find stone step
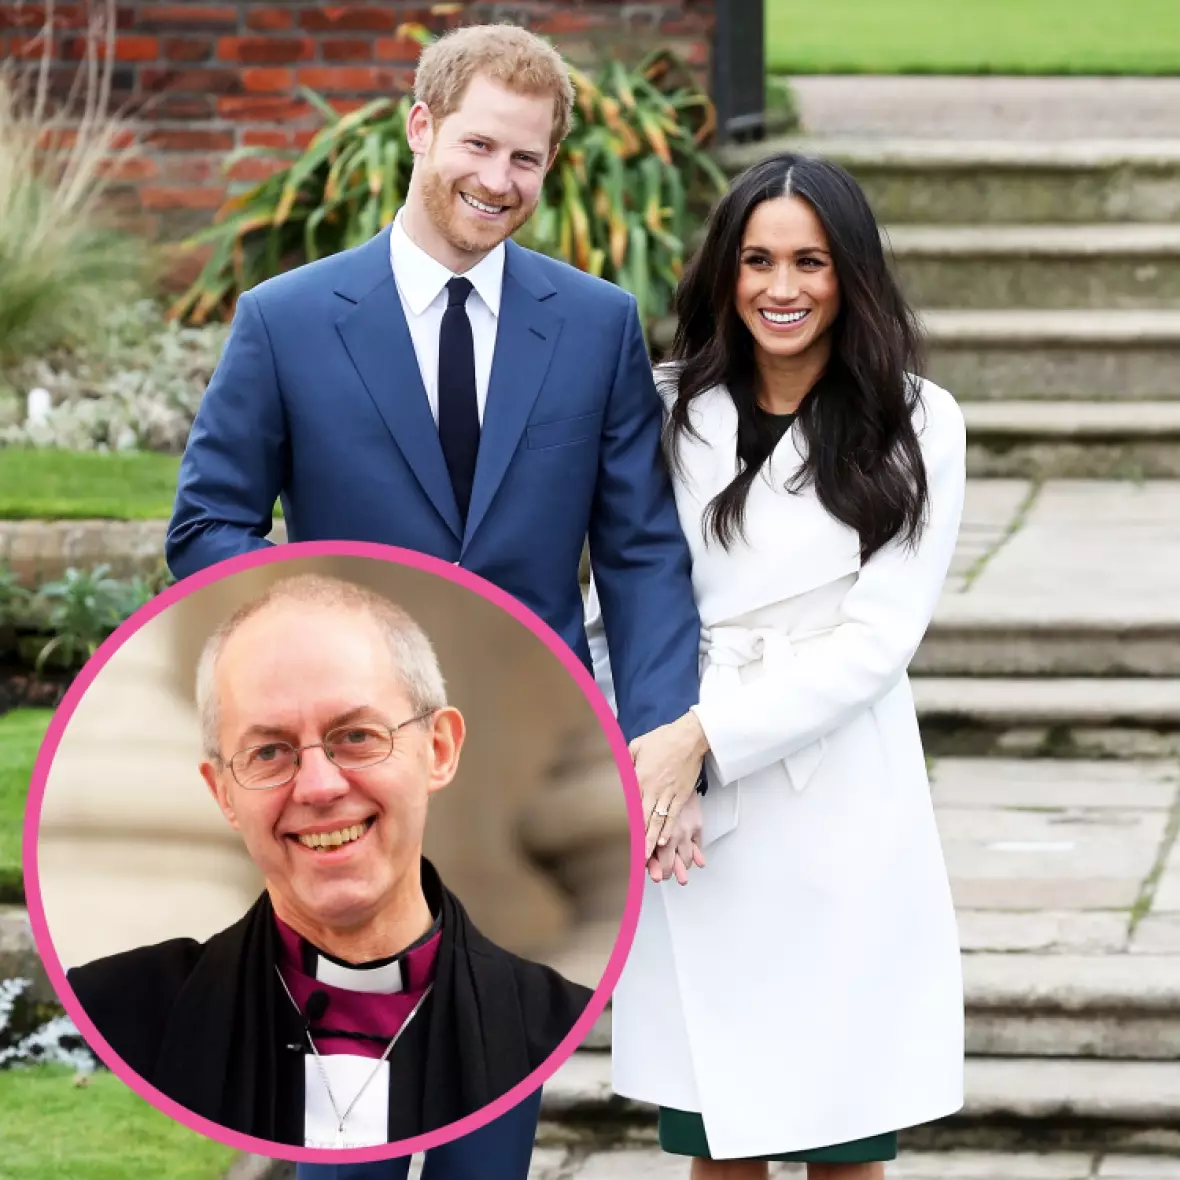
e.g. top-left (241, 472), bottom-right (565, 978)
top-left (542, 1053), bottom-right (1180, 1154)
top-left (963, 956), bottom-right (1180, 1060)
top-left (789, 76), bottom-right (1180, 145)
top-left (917, 616), bottom-right (1180, 679)
top-left (925, 481), bottom-right (1180, 677)
top-left (924, 310), bottom-right (1180, 402)
top-left (580, 954), bottom-right (1180, 1063)
top-left (890, 225), bottom-right (1180, 310)
top-left (526, 1146), bottom-right (1180, 1179)
top-left (0, 906), bottom-right (55, 1006)
top-left (962, 402), bottom-right (1180, 480)
top-left (915, 678), bottom-right (1180, 759)
top-left (716, 138), bottom-right (1180, 226)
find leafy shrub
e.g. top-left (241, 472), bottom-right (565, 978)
top-left (23, 565), bottom-right (150, 672)
top-left (0, 0), bottom-right (151, 364)
top-left (0, 563), bottom-right (163, 672)
top-left (0, 565), bottom-right (31, 631)
top-left (0, 300), bottom-right (228, 453)
top-left (172, 39), bottom-right (726, 331)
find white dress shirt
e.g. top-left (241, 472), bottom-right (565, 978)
top-left (388, 210), bottom-right (504, 425)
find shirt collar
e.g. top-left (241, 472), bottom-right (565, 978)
top-left (389, 209), bottom-right (505, 318)
top-left (274, 908), bottom-right (443, 994)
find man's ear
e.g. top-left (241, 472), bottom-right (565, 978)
top-left (425, 707), bottom-right (465, 796)
top-left (406, 100), bottom-right (435, 156)
top-left (201, 760), bottom-right (240, 831)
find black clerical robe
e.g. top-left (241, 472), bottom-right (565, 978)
top-left (67, 859), bottom-right (593, 1145)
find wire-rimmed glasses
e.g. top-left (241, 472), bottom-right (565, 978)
top-left (224, 712), bottom-right (435, 791)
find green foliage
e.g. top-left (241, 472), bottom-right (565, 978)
top-left (0, 564), bottom-right (31, 633)
top-left (172, 47), bottom-right (727, 331)
top-left (1, 300), bottom-right (230, 453)
top-left (0, 15), bottom-right (152, 364)
top-left (23, 565), bottom-right (148, 672)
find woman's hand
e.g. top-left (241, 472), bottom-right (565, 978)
top-left (630, 712), bottom-right (710, 859)
top-left (647, 792), bottom-right (706, 885)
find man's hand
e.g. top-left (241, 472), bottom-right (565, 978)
top-left (647, 792), bottom-right (706, 885)
top-left (631, 712), bottom-right (710, 860)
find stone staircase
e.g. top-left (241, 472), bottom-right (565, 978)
top-left (719, 137), bottom-right (1180, 482)
top-left (537, 111), bottom-right (1180, 1171)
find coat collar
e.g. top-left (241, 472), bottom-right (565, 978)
top-left (671, 383), bottom-right (862, 626)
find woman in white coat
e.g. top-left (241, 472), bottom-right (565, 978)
top-left (588, 152), bottom-right (966, 1177)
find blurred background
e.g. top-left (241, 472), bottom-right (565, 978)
top-left (2, 0), bottom-right (1180, 1177)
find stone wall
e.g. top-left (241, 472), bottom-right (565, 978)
top-left (0, 0), bottom-right (716, 237)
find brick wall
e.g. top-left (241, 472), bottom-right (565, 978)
top-left (0, 1), bottom-right (717, 239)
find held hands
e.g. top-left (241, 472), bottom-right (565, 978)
top-left (630, 711), bottom-right (710, 861)
top-left (647, 791), bottom-right (706, 885)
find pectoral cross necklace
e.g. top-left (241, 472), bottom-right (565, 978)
top-left (275, 966), bottom-right (435, 1148)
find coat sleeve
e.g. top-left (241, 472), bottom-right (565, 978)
top-left (692, 386), bottom-right (967, 787)
top-left (586, 301), bottom-right (701, 742)
top-left (165, 290), bottom-right (288, 580)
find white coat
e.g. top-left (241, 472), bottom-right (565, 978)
top-left (586, 373), bottom-right (966, 1160)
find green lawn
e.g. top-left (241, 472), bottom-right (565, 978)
top-left (0, 1065), bottom-right (236, 1180)
top-left (0, 450), bottom-right (181, 520)
top-left (0, 449), bottom-right (287, 522)
top-left (0, 709), bottom-right (52, 903)
top-left (768, 0), bottom-right (1180, 75)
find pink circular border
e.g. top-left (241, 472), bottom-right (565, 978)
top-left (22, 540), bottom-right (643, 1164)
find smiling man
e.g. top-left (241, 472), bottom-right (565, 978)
top-left (66, 574), bottom-right (592, 1152)
top-left (164, 23), bottom-right (701, 771)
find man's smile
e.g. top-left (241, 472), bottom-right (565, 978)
top-left (460, 191), bottom-right (510, 216)
top-left (287, 815), bottom-right (377, 853)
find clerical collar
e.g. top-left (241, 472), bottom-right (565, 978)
top-left (273, 908), bottom-right (442, 995)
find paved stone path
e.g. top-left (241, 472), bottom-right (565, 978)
top-left (935, 757), bottom-right (1180, 954)
top-left (789, 77), bottom-right (1180, 141)
top-left (942, 479), bottom-right (1180, 615)
top-left (401, 1148), bottom-right (1180, 1178)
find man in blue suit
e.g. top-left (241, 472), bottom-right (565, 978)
top-left (167, 21), bottom-right (704, 1180)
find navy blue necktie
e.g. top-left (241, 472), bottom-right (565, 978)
top-left (438, 276), bottom-right (479, 524)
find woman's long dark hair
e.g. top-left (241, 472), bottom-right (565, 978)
top-left (664, 152), bottom-right (929, 563)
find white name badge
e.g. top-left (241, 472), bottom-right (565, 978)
top-left (304, 1053), bottom-right (390, 1148)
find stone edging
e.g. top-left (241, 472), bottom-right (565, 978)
top-left (0, 520), bottom-right (289, 584)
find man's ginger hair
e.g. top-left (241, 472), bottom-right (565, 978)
top-left (413, 23), bottom-right (575, 148)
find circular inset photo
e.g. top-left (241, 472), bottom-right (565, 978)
top-left (23, 544), bottom-right (640, 1163)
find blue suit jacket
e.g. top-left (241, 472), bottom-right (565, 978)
top-left (167, 225), bottom-right (700, 738)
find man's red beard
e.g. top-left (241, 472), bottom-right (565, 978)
top-left (419, 162), bottom-right (533, 254)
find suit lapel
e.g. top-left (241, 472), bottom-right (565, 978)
top-left (334, 226), bottom-right (463, 541)
top-left (462, 241), bottom-right (561, 552)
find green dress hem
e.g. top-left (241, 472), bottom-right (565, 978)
top-left (658, 1106), bottom-right (899, 1163)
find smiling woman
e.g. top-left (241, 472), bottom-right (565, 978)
top-left (26, 550), bottom-right (635, 1157)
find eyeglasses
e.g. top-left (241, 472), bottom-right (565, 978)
top-left (223, 712), bottom-right (436, 791)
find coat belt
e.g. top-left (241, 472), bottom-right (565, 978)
top-left (699, 624), bottom-right (836, 792)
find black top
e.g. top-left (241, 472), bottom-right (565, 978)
top-left (756, 405), bottom-right (798, 445)
top-left (67, 859), bottom-right (592, 1146)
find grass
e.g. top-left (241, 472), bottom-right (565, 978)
top-left (0, 1065), bottom-right (236, 1180)
top-left (0, 450), bottom-right (181, 520)
top-left (0, 449), bottom-right (286, 522)
top-left (767, 0), bottom-right (1180, 75)
top-left (0, 708), bottom-right (52, 902)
